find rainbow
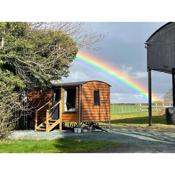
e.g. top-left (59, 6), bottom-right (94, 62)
top-left (76, 51), bottom-right (161, 102)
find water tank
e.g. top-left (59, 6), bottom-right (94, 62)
top-left (166, 107), bottom-right (175, 124)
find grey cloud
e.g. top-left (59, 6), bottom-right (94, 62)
top-left (63, 22), bottom-right (172, 103)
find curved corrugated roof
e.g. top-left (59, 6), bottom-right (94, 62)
top-left (52, 80), bottom-right (111, 87)
top-left (146, 22), bottom-right (173, 42)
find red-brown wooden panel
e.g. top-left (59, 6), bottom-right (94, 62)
top-left (62, 112), bottom-right (78, 122)
top-left (81, 81), bottom-right (110, 122)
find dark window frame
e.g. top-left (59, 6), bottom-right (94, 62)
top-left (94, 90), bottom-right (100, 106)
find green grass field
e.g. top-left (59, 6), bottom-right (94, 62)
top-left (110, 111), bottom-right (175, 131)
top-left (110, 104), bottom-right (162, 114)
top-left (0, 139), bottom-right (116, 153)
top-left (111, 112), bottom-right (165, 124)
top-left (110, 103), bottom-right (175, 130)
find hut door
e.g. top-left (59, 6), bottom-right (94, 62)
top-left (52, 89), bottom-right (61, 119)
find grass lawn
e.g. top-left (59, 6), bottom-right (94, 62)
top-left (0, 139), bottom-right (116, 153)
top-left (111, 112), bottom-right (175, 131)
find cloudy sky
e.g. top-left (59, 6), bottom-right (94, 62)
top-left (62, 22), bottom-right (172, 103)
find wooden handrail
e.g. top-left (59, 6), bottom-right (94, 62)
top-left (50, 100), bottom-right (60, 111)
top-left (35, 100), bottom-right (62, 132)
top-left (35, 101), bottom-right (50, 131)
top-left (36, 101), bottom-right (50, 112)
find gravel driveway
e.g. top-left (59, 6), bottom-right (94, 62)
top-left (9, 128), bottom-right (175, 153)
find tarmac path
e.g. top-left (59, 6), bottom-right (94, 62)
top-left (9, 128), bottom-right (175, 153)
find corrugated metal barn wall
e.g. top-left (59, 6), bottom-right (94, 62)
top-left (147, 22), bottom-right (175, 73)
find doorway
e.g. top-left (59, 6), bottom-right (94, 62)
top-left (52, 88), bottom-right (61, 119)
top-left (64, 87), bottom-right (76, 112)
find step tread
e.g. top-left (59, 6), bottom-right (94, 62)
top-left (36, 128), bottom-right (46, 131)
top-left (49, 119), bottom-right (57, 122)
top-left (39, 125), bottom-right (46, 128)
top-left (36, 119), bottom-right (61, 132)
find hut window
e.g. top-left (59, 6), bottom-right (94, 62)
top-left (94, 90), bottom-right (100, 105)
top-left (64, 88), bottom-right (76, 112)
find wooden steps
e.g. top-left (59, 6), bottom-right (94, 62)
top-left (35, 99), bottom-right (63, 132)
top-left (36, 118), bottom-right (61, 132)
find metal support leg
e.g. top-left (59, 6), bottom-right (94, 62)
top-left (148, 68), bottom-right (152, 126)
top-left (172, 72), bottom-right (175, 107)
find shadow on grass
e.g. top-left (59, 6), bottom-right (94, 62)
top-left (111, 115), bottom-right (166, 125)
top-left (54, 138), bottom-right (116, 153)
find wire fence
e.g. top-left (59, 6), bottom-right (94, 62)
top-left (110, 104), bottom-right (166, 115)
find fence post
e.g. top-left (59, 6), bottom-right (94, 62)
top-left (59, 100), bottom-right (62, 131)
top-left (34, 111), bottom-right (38, 131)
top-left (46, 110), bottom-right (49, 132)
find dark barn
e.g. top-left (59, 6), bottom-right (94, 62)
top-left (146, 22), bottom-right (175, 125)
top-left (25, 80), bottom-right (111, 132)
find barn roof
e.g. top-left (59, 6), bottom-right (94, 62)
top-left (146, 22), bottom-right (175, 74)
top-left (52, 80), bottom-right (111, 87)
top-left (146, 22), bottom-right (173, 43)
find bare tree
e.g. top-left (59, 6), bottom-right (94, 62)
top-left (32, 22), bottom-right (103, 49)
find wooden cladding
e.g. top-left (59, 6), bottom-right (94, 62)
top-left (62, 112), bottom-right (78, 122)
top-left (81, 81), bottom-right (110, 122)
